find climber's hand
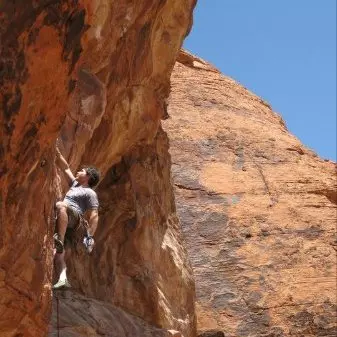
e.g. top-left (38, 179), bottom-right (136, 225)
top-left (55, 139), bottom-right (62, 155)
top-left (83, 235), bottom-right (95, 253)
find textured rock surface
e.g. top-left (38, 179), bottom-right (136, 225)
top-left (49, 290), bottom-right (184, 337)
top-left (198, 330), bottom-right (225, 337)
top-left (163, 51), bottom-right (337, 337)
top-left (66, 127), bottom-right (195, 336)
top-left (0, 2), bottom-right (196, 336)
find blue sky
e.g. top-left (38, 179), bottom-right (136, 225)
top-left (184, 0), bottom-right (336, 161)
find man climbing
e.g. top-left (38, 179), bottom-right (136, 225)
top-left (53, 146), bottom-right (100, 289)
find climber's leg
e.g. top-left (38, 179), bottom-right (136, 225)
top-left (54, 250), bottom-right (66, 280)
top-left (54, 201), bottom-right (68, 253)
top-left (53, 205), bottom-right (80, 289)
top-left (53, 249), bottom-right (71, 289)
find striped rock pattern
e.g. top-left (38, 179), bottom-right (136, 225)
top-left (164, 51), bottom-right (337, 337)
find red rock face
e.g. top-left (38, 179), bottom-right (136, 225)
top-left (66, 127), bottom-right (196, 336)
top-left (164, 51), bottom-right (337, 337)
top-left (0, 3), bottom-right (88, 335)
top-left (0, 2), bottom-right (196, 336)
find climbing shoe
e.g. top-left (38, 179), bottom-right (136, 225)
top-left (53, 233), bottom-right (64, 254)
top-left (52, 278), bottom-right (71, 290)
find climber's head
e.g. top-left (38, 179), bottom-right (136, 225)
top-left (76, 166), bottom-right (100, 188)
top-left (85, 167), bottom-right (100, 187)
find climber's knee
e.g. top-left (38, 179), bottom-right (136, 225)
top-left (55, 201), bottom-right (68, 214)
top-left (56, 201), bottom-right (67, 209)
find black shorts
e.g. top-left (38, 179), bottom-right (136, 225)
top-left (64, 206), bottom-right (81, 246)
top-left (67, 206), bottom-right (80, 229)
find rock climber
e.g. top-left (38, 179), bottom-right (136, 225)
top-left (53, 146), bottom-right (100, 289)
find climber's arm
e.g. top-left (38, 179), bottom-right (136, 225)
top-left (86, 209), bottom-right (99, 237)
top-left (55, 147), bottom-right (75, 184)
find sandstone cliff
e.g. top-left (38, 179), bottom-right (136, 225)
top-left (163, 51), bottom-right (337, 337)
top-left (0, 2), bottom-right (196, 336)
top-left (1, 2), bottom-right (336, 336)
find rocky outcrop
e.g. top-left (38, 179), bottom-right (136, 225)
top-left (0, 2), bottom-right (196, 336)
top-left (163, 51), bottom-right (337, 337)
top-left (66, 127), bottom-right (195, 336)
top-left (49, 290), bottom-right (184, 337)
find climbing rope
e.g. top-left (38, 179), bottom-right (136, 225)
top-left (56, 293), bottom-right (60, 337)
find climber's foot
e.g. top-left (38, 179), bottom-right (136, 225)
top-left (53, 233), bottom-right (64, 254)
top-left (53, 279), bottom-right (71, 290)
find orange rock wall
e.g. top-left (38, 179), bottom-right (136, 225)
top-left (164, 51), bottom-right (337, 337)
top-left (67, 127), bottom-right (195, 335)
top-left (0, 2), bottom-right (196, 336)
